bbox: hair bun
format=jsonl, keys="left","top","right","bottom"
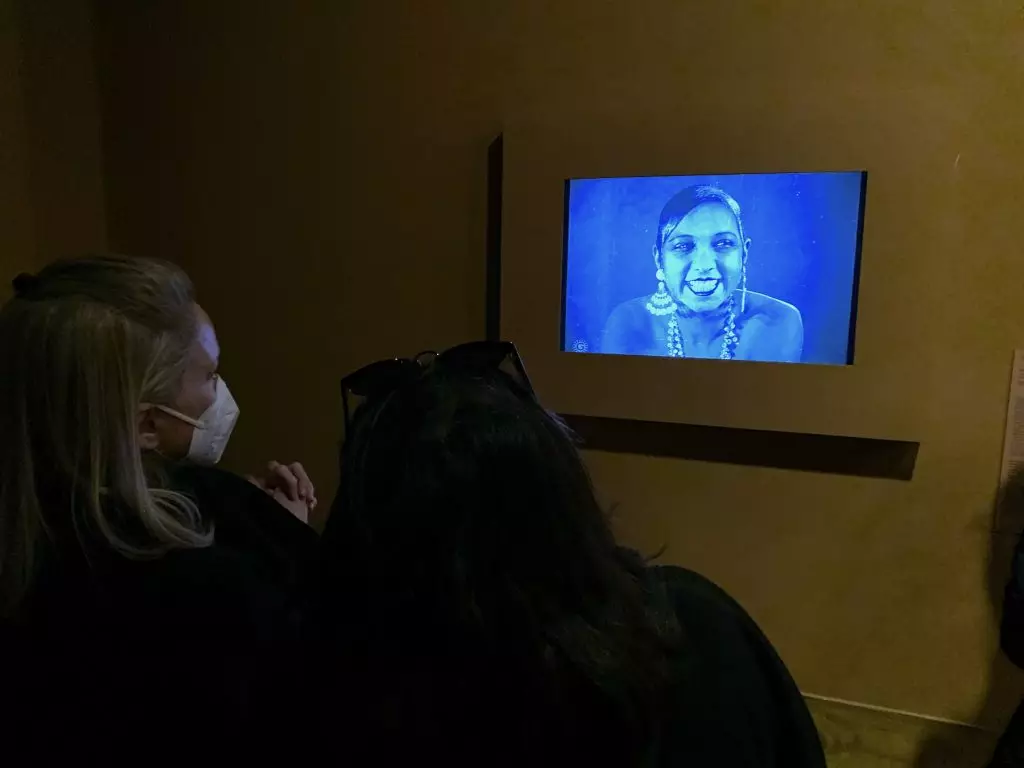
{"left": 11, "top": 272, "right": 40, "bottom": 298}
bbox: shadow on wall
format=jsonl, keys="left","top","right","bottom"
{"left": 915, "top": 476, "right": 1024, "bottom": 767}
{"left": 561, "top": 415, "right": 920, "bottom": 481}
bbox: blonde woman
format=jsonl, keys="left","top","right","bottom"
{"left": 0, "top": 255, "right": 317, "bottom": 757}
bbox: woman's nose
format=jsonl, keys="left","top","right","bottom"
{"left": 691, "top": 246, "right": 717, "bottom": 272}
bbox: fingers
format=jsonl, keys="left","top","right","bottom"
{"left": 267, "top": 460, "right": 300, "bottom": 501}
{"left": 287, "top": 462, "right": 317, "bottom": 510}
{"left": 254, "top": 460, "right": 317, "bottom": 512}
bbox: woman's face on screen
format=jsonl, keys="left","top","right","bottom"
{"left": 657, "top": 202, "right": 745, "bottom": 313}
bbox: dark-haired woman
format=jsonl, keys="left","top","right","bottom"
{"left": 602, "top": 185, "right": 804, "bottom": 362}
{"left": 310, "top": 343, "right": 825, "bottom": 767}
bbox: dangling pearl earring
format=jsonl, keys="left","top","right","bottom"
{"left": 741, "top": 260, "right": 748, "bottom": 315}
{"left": 647, "top": 267, "right": 677, "bottom": 316}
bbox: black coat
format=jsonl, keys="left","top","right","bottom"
{"left": 301, "top": 563, "right": 826, "bottom": 768}
{"left": 2, "top": 466, "right": 317, "bottom": 764}
{"left": 1001, "top": 539, "right": 1024, "bottom": 669}
{"left": 653, "top": 566, "right": 825, "bottom": 767}
{"left": 989, "top": 535, "right": 1024, "bottom": 766}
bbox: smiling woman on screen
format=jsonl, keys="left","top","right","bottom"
{"left": 601, "top": 185, "right": 804, "bottom": 362}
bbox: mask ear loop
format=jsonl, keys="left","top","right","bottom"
{"left": 144, "top": 403, "right": 205, "bottom": 429}
{"left": 147, "top": 373, "right": 225, "bottom": 429}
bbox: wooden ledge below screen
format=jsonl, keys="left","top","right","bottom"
{"left": 805, "top": 696, "right": 997, "bottom": 767}
{"left": 561, "top": 415, "right": 919, "bottom": 481}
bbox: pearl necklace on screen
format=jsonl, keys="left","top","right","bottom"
{"left": 666, "top": 298, "right": 740, "bottom": 359}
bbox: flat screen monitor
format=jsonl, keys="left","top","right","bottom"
{"left": 561, "top": 172, "right": 867, "bottom": 365}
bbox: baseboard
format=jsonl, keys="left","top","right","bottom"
{"left": 805, "top": 695, "right": 998, "bottom": 768}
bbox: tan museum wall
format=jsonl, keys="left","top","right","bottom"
{"left": 0, "top": 0, "right": 106, "bottom": 301}
{"left": 0, "top": 0, "right": 36, "bottom": 295}
{"left": 91, "top": 0, "right": 1024, "bottom": 735}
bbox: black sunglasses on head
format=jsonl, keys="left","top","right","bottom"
{"left": 339, "top": 341, "right": 534, "bottom": 435}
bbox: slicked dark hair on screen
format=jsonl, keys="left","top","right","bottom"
{"left": 656, "top": 184, "right": 747, "bottom": 252}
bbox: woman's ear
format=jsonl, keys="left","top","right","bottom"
{"left": 651, "top": 244, "right": 661, "bottom": 268}
{"left": 138, "top": 405, "right": 161, "bottom": 451}
{"left": 744, "top": 237, "right": 752, "bottom": 255}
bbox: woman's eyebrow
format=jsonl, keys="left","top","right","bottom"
{"left": 713, "top": 231, "right": 739, "bottom": 239}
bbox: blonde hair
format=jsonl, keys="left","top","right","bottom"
{"left": 0, "top": 255, "right": 213, "bottom": 617}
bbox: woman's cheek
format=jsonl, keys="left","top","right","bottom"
{"left": 721, "top": 251, "right": 742, "bottom": 287}
{"left": 664, "top": 253, "right": 688, "bottom": 284}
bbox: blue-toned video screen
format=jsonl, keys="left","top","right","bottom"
{"left": 562, "top": 172, "right": 866, "bottom": 365}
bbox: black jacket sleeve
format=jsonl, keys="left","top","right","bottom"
{"left": 655, "top": 566, "right": 826, "bottom": 768}
{"left": 6, "top": 465, "right": 319, "bottom": 763}
{"left": 1001, "top": 534, "right": 1024, "bottom": 669}
{"left": 173, "top": 463, "right": 319, "bottom": 587}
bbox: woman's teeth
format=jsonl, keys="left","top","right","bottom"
{"left": 686, "top": 279, "right": 720, "bottom": 296}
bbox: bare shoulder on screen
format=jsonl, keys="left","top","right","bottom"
{"left": 744, "top": 291, "right": 801, "bottom": 330}
{"left": 608, "top": 295, "right": 655, "bottom": 323}
{"left": 601, "top": 295, "right": 661, "bottom": 355}
{"left": 740, "top": 292, "right": 804, "bottom": 362}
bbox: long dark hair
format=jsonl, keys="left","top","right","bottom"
{"left": 315, "top": 366, "right": 681, "bottom": 764}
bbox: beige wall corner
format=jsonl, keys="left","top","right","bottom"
{"left": 18, "top": 0, "right": 106, "bottom": 263}
{"left": 0, "top": 0, "right": 36, "bottom": 299}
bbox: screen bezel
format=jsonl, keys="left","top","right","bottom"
{"left": 558, "top": 172, "right": 869, "bottom": 366}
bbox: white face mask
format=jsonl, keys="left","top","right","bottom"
{"left": 155, "top": 378, "right": 240, "bottom": 465}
